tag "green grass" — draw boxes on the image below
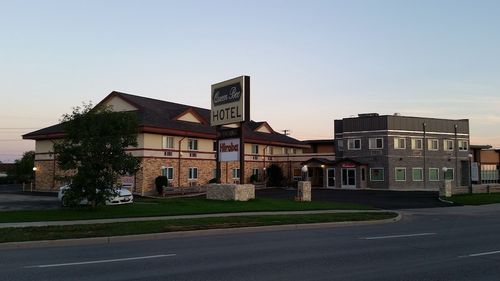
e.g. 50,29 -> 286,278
0,212 -> 397,243
448,193 -> 500,205
0,197 -> 373,223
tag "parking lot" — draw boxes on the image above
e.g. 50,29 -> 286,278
0,184 -> 59,211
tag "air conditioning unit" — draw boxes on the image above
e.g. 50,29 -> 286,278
189,153 -> 197,158
164,151 -> 172,156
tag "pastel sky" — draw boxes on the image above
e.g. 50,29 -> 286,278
1,0 -> 499,162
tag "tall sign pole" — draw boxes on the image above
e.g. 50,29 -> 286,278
211,76 -> 250,184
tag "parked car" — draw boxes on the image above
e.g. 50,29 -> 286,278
58,185 -> 134,206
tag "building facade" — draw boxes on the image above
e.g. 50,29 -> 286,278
23,91 -> 325,195
330,113 -> 470,191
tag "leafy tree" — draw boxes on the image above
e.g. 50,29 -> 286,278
9,151 -> 35,182
266,164 -> 284,187
54,103 -> 140,207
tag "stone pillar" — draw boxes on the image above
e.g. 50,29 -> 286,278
206,184 -> 255,201
440,180 -> 452,197
296,181 -> 311,202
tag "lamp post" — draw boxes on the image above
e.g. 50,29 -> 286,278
263,167 -> 267,188
320,164 -> 325,188
301,165 -> 308,181
468,153 -> 473,194
32,166 -> 37,192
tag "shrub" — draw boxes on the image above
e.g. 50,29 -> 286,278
266,164 -> 284,187
249,174 -> 258,183
155,176 -> 169,195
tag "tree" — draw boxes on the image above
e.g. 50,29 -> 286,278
9,151 -> 35,182
266,164 -> 284,187
53,103 -> 140,207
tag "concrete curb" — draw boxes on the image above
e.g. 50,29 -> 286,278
0,212 -> 401,250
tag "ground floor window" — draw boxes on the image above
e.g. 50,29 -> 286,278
395,168 -> 406,181
161,167 -> 174,180
412,168 -> 423,181
188,167 -> 198,180
429,168 -> 439,181
444,168 -> 454,180
370,168 -> 384,181
232,168 -> 240,179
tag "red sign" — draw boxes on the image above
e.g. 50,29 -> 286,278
341,162 -> 356,168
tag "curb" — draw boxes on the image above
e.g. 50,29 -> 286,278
0,212 -> 401,250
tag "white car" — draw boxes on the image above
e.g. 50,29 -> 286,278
58,185 -> 134,206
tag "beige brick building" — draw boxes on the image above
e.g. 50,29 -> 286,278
24,91 -> 333,195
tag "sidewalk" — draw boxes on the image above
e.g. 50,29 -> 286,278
0,209 -> 390,228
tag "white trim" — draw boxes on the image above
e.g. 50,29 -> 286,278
395,167 -> 406,181
326,168 -> 336,188
411,138 -> 423,150
347,138 -> 361,150
429,167 -> 440,181
369,137 -> 384,149
394,137 -> 406,149
428,139 -> 439,151
412,167 -> 423,182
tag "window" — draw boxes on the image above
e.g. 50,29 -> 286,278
347,139 -> 361,150
395,168 -> 406,181
188,167 -> 198,180
161,167 -> 174,180
369,138 -> 383,149
266,146 -> 274,155
428,139 -> 439,151
394,138 -> 406,149
232,168 -> 240,179
188,139 -> 198,150
252,144 -> 259,154
412,168 -> 423,181
291,148 -> 297,154
444,140 -> 454,151
444,168 -> 454,180
283,147 -> 289,154
429,168 -> 439,181
370,168 -> 384,181
162,136 -> 174,149
252,168 -> 259,177
411,139 -> 423,150
458,140 -> 468,151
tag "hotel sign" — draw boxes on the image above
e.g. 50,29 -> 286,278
219,138 -> 240,162
211,76 -> 250,126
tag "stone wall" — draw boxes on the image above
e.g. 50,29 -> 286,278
206,184 -> 255,201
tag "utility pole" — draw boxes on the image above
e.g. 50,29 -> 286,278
282,129 -> 290,136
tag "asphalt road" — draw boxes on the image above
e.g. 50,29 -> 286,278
2,204 -> 500,281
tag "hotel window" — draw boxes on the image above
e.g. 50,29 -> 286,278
232,168 -> 240,179
370,168 -> 384,181
411,139 -> 423,150
283,147 -> 289,154
412,168 -> 423,181
188,167 -> 198,180
162,136 -> 174,149
444,168 -> 454,180
188,139 -> 198,151
347,139 -> 361,150
395,168 -> 406,181
428,139 -> 439,151
458,140 -> 468,151
369,138 -> 383,149
161,167 -> 174,180
394,138 -> 406,149
251,144 -> 259,154
429,168 -> 439,181
266,146 -> 274,155
444,140 -> 454,151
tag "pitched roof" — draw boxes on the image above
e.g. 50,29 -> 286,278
23,91 -> 308,148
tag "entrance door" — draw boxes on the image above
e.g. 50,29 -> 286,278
327,168 -> 335,188
341,168 -> 356,188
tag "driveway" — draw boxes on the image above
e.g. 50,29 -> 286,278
257,188 -> 460,209
0,184 -> 59,211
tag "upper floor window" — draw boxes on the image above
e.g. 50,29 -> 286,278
347,139 -> 361,150
188,139 -> 198,151
162,136 -> 174,149
369,138 -> 383,149
444,140 -> 454,151
428,139 -> 439,151
251,144 -> 259,154
411,139 -> 423,150
394,138 -> 406,149
266,146 -> 274,155
458,140 -> 468,151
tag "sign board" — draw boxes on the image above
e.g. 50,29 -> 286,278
341,162 -> 356,168
211,76 -> 250,126
471,162 -> 479,182
219,138 -> 240,162
217,127 -> 240,139
120,176 -> 135,189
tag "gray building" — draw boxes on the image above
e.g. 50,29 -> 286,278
332,113 -> 470,190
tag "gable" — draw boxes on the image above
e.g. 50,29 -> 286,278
174,108 -> 205,124
102,96 -> 138,112
255,123 -> 273,133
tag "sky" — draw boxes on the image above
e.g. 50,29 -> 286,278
1,0 -> 499,162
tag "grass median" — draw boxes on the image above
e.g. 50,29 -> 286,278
447,193 -> 500,205
0,212 -> 397,243
0,197 -> 374,223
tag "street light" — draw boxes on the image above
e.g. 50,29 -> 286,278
301,165 -> 308,181
32,166 -> 38,192
263,167 -> 267,188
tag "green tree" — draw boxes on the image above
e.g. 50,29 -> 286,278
10,151 -> 35,182
266,164 -> 284,187
54,103 -> 140,207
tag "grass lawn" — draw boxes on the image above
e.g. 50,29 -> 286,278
0,197 -> 374,223
448,193 -> 500,205
0,212 -> 397,243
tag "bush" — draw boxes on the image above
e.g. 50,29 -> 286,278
155,176 -> 169,195
266,164 -> 284,187
249,174 -> 258,183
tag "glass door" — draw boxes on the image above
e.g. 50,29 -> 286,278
327,168 -> 335,188
341,168 -> 356,188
